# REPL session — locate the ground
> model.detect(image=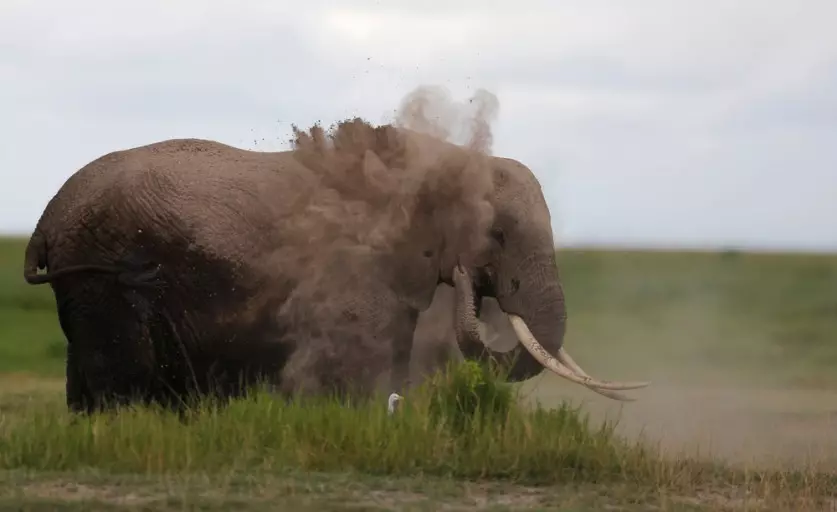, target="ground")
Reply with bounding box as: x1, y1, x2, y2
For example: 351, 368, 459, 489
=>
0, 468, 738, 511
1, 238, 836, 510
